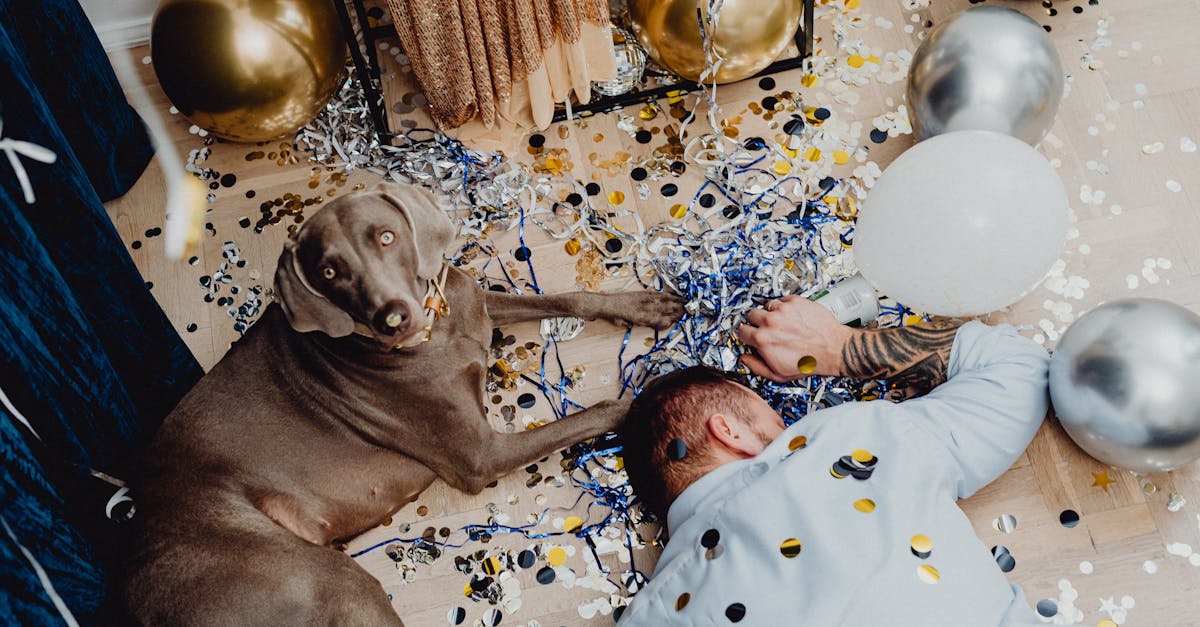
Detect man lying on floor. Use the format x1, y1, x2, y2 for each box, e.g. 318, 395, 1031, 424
618, 295, 1050, 626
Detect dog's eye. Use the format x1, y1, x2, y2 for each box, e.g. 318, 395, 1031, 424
380, 230, 395, 246
321, 266, 336, 280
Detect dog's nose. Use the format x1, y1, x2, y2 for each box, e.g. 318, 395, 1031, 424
373, 301, 411, 335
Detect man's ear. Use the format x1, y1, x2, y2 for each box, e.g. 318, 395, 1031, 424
273, 238, 354, 337
375, 182, 454, 281
706, 413, 762, 458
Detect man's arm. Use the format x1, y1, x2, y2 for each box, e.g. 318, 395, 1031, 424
737, 295, 961, 398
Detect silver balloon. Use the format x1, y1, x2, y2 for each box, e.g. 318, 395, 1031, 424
907, 7, 1064, 146
1049, 299, 1200, 473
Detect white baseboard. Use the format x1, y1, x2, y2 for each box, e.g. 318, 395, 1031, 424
94, 15, 153, 51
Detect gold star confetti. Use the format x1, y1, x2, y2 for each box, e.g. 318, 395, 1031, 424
1091, 469, 1115, 491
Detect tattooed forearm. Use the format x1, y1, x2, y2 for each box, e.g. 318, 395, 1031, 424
841, 321, 963, 398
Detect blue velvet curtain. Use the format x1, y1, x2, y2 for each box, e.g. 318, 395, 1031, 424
1, 1, 203, 624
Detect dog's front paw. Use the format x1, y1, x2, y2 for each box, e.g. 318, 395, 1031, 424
602, 291, 686, 331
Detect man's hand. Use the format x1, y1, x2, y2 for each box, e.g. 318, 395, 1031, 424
736, 296, 855, 381
738, 296, 964, 399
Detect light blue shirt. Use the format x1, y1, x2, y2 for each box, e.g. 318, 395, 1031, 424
620, 322, 1050, 627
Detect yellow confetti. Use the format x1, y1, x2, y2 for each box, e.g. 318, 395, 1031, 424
483, 556, 502, 575
854, 498, 876, 513
903, 314, 925, 326
804, 147, 822, 162
797, 355, 818, 374
848, 54, 865, 68
773, 161, 793, 175
867, 54, 880, 64
787, 435, 808, 451
547, 547, 567, 567
800, 73, 819, 88
780, 538, 803, 558
463, 582, 474, 596
851, 449, 873, 463
564, 238, 581, 256
833, 150, 850, 165
917, 564, 940, 584
675, 592, 691, 611
563, 516, 583, 533
1091, 469, 1115, 491
639, 105, 658, 120
784, 258, 795, 270
910, 534, 933, 558
669, 203, 687, 219
845, 0, 861, 8
782, 146, 799, 159
607, 190, 625, 205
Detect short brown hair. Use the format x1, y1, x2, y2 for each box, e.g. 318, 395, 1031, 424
620, 367, 754, 520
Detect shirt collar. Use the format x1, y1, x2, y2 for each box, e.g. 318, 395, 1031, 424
665, 459, 749, 535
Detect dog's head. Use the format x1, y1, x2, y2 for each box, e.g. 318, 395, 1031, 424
274, 182, 455, 346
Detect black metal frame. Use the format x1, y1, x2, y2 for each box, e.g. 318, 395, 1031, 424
332, 0, 816, 140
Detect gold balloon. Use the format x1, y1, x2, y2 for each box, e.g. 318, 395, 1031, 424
151, 0, 347, 142
629, 0, 802, 84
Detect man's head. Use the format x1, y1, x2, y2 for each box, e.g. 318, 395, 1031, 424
621, 367, 786, 520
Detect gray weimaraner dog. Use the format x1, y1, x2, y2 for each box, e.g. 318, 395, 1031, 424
124, 182, 683, 625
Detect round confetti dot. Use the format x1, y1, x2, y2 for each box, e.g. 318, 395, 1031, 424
669, 204, 687, 219
705, 544, 724, 560
1035, 599, 1058, 618
722, 205, 741, 219
219, 173, 237, 187
830, 464, 848, 479
564, 238, 581, 255
796, 355, 817, 374
780, 538, 802, 558
566, 192, 583, 206
993, 513, 1017, 533
725, 603, 746, 622
634, 130, 652, 144
517, 550, 536, 569
481, 608, 502, 626
186, 323, 198, 333
416, 505, 428, 516
743, 137, 767, 151
517, 393, 536, 408
1143, 559, 1157, 574
238, 217, 252, 228
773, 161, 792, 175
869, 129, 888, 143
630, 167, 647, 181
667, 438, 688, 460
1080, 560, 1094, 574
917, 564, 940, 584
604, 238, 623, 253
851, 449, 873, 464
832, 150, 850, 165
513, 246, 531, 261
564, 516, 583, 533
700, 529, 720, 549
698, 193, 716, 208
813, 108, 831, 121
447, 606, 466, 624
787, 435, 807, 451
585, 183, 600, 196
131, 240, 142, 250
783, 119, 805, 135
853, 498, 876, 513
670, 161, 687, 175
245, 190, 255, 198
607, 190, 625, 205
536, 566, 555, 584
910, 534, 932, 559
528, 134, 545, 148
482, 556, 502, 575
991, 545, 1015, 572
761, 96, 778, 111
660, 183, 679, 197
675, 592, 691, 611
800, 73, 818, 87
758, 76, 776, 90
1059, 509, 1080, 528
804, 147, 822, 162
1098, 621, 1116, 627
546, 547, 567, 567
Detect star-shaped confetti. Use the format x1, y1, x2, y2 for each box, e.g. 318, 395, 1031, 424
1098, 596, 1118, 615
1091, 469, 1115, 492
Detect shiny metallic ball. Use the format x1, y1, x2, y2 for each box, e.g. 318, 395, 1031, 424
1049, 299, 1200, 473
907, 7, 1063, 146
593, 28, 646, 97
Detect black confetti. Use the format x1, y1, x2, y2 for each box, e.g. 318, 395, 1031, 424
186, 323, 197, 332
245, 190, 256, 199
131, 240, 142, 250
725, 603, 746, 622
670, 160, 687, 176
784, 118, 805, 135
517, 550, 536, 569
634, 130, 652, 144
869, 129, 888, 143
566, 192, 583, 206
757, 76, 776, 90
630, 167, 648, 181
517, 393, 536, 408
660, 183, 678, 197
761, 96, 778, 110
585, 182, 601, 196
219, 173, 237, 188
813, 108, 831, 121
1058, 509, 1080, 528
536, 566, 556, 584
514, 246, 531, 261
448, 607, 466, 625
239, 217, 252, 228
721, 205, 741, 220
699, 193, 715, 208
528, 133, 545, 148
700, 528, 720, 549
604, 238, 623, 253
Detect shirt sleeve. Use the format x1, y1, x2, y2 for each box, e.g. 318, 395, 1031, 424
899, 321, 1051, 498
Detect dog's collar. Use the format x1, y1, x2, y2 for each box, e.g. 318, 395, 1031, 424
353, 265, 451, 350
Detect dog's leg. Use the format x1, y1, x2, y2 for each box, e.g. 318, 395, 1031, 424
485, 291, 683, 330
450, 399, 629, 494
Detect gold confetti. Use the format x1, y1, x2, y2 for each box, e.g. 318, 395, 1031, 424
669, 203, 687, 219
796, 355, 818, 374
845, 0, 861, 8
607, 190, 625, 205
917, 564, 939, 584
1091, 469, 1115, 491
804, 147, 822, 162
563, 516, 583, 533
833, 150, 850, 165
773, 161, 793, 175
853, 498, 876, 513
851, 449, 873, 463
848, 54, 865, 68
787, 435, 808, 451
547, 547, 567, 567
564, 238, 582, 256
675, 592, 691, 611
639, 105, 658, 120
800, 74, 819, 88
910, 534, 932, 558
780, 538, 803, 558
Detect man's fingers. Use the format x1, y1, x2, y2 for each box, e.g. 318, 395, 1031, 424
739, 353, 789, 382
744, 308, 769, 327
736, 323, 761, 346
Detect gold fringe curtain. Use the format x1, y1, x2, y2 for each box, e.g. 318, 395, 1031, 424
388, 0, 616, 131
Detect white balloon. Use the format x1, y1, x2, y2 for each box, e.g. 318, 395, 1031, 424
854, 130, 1068, 316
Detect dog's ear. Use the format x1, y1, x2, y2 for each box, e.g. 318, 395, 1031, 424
375, 182, 454, 281
273, 238, 355, 337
